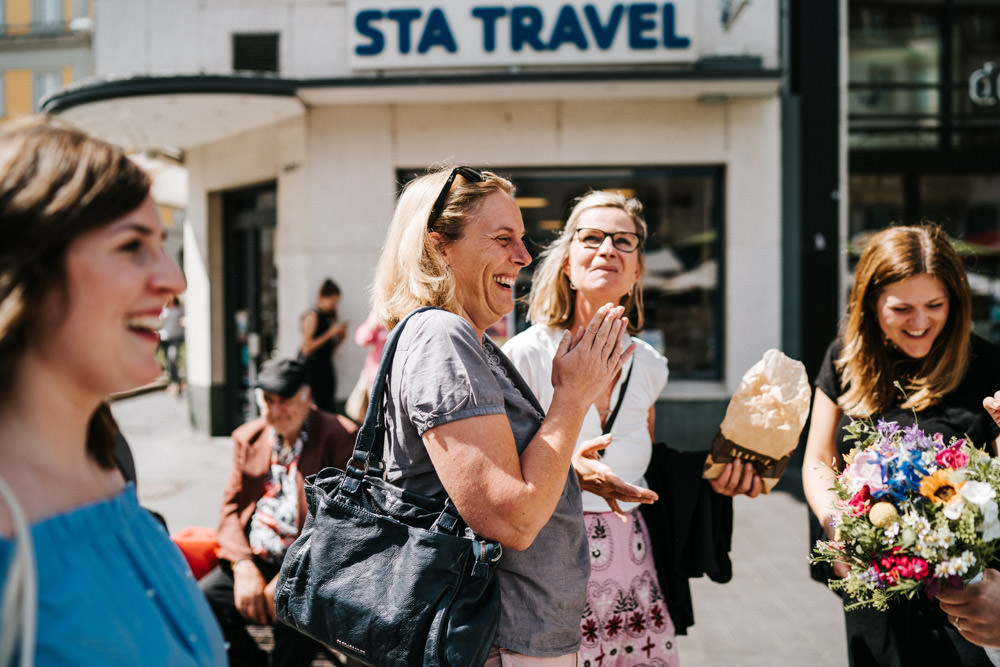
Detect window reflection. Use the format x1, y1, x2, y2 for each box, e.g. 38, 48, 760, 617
847, 172, 1000, 343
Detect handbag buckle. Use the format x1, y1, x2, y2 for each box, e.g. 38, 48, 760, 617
346, 457, 369, 478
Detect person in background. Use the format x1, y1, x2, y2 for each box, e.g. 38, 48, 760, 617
159, 294, 185, 395
503, 190, 760, 666
372, 165, 633, 665
200, 356, 358, 667
345, 310, 388, 422
0, 121, 226, 665
299, 278, 346, 412
802, 224, 1000, 666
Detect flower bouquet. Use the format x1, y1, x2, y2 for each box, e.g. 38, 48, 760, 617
811, 418, 1000, 613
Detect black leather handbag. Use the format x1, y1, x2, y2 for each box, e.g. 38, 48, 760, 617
275, 307, 502, 667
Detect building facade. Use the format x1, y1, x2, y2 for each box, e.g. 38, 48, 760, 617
0, 0, 93, 118
46, 0, 785, 443
789, 0, 1000, 397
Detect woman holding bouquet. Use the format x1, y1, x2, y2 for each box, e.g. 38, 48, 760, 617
503, 190, 761, 667
802, 224, 1000, 666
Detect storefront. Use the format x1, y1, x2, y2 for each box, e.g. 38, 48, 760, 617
44, 0, 784, 444
792, 0, 1000, 379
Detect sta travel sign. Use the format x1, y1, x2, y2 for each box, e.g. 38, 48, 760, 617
347, 1, 697, 69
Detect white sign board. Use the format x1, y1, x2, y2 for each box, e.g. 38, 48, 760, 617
347, 0, 698, 69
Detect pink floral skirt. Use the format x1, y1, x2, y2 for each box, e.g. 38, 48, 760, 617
580, 510, 680, 667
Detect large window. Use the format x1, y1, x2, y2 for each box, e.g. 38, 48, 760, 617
849, 0, 1000, 149
31, 0, 62, 32
849, 171, 1000, 341
32, 70, 60, 112
398, 166, 725, 380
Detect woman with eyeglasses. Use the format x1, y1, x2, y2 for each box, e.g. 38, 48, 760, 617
503, 190, 761, 666
372, 167, 635, 665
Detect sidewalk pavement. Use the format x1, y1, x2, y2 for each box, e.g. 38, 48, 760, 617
111, 389, 849, 667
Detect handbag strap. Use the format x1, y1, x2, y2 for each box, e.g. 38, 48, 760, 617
0, 475, 36, 667
602, 360, 634, 436
343, 306, 437, 489
597, 360, 634, 458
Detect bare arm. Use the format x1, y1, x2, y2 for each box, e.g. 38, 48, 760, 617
300, 311, 345, 357
802, 388, 844, 540
423, 305, 634, 550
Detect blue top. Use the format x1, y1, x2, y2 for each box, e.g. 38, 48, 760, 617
0, 484, 226, 666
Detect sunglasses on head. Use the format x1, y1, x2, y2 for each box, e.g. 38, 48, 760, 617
426, 166, 485, 230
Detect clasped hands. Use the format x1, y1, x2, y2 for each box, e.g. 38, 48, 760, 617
233, 558, 278, 625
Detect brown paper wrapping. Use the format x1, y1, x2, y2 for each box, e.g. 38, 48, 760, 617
702, 349, 810, 493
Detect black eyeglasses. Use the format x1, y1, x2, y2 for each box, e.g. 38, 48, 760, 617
573, 227, 642, 253
426, 166, 485, 230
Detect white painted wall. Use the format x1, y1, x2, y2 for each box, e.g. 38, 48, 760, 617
95, 0, 777, 78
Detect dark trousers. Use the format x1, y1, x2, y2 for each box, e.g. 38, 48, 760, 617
200, 559, 323, 667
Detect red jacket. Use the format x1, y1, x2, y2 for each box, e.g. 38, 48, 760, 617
215, 407, 358, 564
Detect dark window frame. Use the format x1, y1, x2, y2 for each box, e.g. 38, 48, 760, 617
232, 32, 280, 73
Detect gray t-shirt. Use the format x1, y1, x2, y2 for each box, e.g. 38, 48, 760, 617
384, 309, 589, 656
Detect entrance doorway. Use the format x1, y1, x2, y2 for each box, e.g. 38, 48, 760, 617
223, 183, 278, 432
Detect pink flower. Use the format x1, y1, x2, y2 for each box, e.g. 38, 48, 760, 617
848, 485, 873, 516
935, 445, 969, 470
847, 450, 887, 494
872, 550, 930, 585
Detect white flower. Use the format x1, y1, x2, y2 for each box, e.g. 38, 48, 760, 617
944, 500, 965, 520
934, 551, 976, 578
982, 501, 1000, 542
961, 481, 996, 508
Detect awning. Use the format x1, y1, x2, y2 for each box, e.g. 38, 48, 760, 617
41, 74, 304, 153
42, 66, 781, 154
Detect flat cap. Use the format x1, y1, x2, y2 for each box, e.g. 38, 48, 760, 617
256, 357, 306, 398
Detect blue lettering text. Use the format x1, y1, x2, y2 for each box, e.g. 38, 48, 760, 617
548, 5, 588, 50
628, 3, 657, 49
354, 3, 693, 59
472, 6, 506, 52
417, 7, 458, 53
511, 6, 545, 52
354, 10, 384, 56
662, 3, 690, 48
584, 4, 624, 50
386, 9, 421, 53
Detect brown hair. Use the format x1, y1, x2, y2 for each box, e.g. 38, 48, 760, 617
837, 224, 972, 415
526, 190, 647, 334
318, 278, 340, 298
0, 120, 151, 468
373, 166, 515, 329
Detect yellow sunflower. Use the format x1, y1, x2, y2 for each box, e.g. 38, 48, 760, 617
919, 469, 964, 505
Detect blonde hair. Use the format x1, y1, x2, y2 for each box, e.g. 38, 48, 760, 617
372, 166, 515, 329
526, 190, 647, 334
837, 224, 972, 415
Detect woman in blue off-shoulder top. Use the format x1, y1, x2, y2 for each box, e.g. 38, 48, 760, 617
0, 120, 226, 666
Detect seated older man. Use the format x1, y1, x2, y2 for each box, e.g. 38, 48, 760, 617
200, 357, 358, 667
